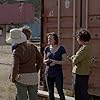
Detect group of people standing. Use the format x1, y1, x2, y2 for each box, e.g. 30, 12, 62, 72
6, 26, 91, 100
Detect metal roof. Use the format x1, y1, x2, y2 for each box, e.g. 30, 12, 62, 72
0, 3, 34, 24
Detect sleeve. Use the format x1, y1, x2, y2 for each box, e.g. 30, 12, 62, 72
35, 47, 43, 72
71, 46, 88, 64
11, 43, 17, 52
11, 49, 20, 82
44, 46, 49, 54
61, 46, 66, 55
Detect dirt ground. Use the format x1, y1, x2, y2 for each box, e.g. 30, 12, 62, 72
0, 45, 75, 100
0, 45, 41, 100
0, 45, 16, 100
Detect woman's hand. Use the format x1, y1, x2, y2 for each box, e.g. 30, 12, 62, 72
67, 56, 71, 60
50, 59, 57, 66
9, 77, 16, 83
44, 58, 50, 64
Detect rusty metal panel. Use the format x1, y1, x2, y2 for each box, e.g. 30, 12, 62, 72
88, 0, 100, 27
87, 0, 100, 96
88, 0, 100, 15
42, 0, 78, 90
0, 3, 34, 24
41, 0, 100, 96
44, 0, 57, 17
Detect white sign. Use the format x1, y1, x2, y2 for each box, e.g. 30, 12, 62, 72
49, 10, 54, 17
65, 0, 70, 8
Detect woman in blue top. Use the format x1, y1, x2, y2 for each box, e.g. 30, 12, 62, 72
44, 32, 67, 100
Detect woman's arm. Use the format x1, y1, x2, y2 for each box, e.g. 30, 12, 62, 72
43, 53, 50, 64
71, 45, 88, 64
35, 47, 43, 72
11, 50, 19, 83
50, 53, 67, 65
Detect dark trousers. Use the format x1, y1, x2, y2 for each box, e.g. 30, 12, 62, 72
45, 75, 65, 100
74, 74, 89, 100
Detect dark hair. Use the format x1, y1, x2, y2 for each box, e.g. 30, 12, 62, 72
77, 30, 91, 42
22, 28, 31, 40
48, 32, 58, 44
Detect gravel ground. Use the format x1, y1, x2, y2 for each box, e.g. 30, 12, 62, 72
0, 45, 16, 100
0, 45, 41, 100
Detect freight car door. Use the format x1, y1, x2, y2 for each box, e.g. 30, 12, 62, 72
41, 0, 81, 91
41, 0, 100, 96
85, 0, 100, 96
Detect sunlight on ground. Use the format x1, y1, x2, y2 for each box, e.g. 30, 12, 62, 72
0, 81, 16, 100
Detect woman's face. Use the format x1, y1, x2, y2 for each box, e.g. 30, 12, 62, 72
77, 37, 83, 45
48, 35, 55, 45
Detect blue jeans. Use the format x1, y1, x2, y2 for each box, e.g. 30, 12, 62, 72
45, 75, 65, 100
15, 82, 38, 100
